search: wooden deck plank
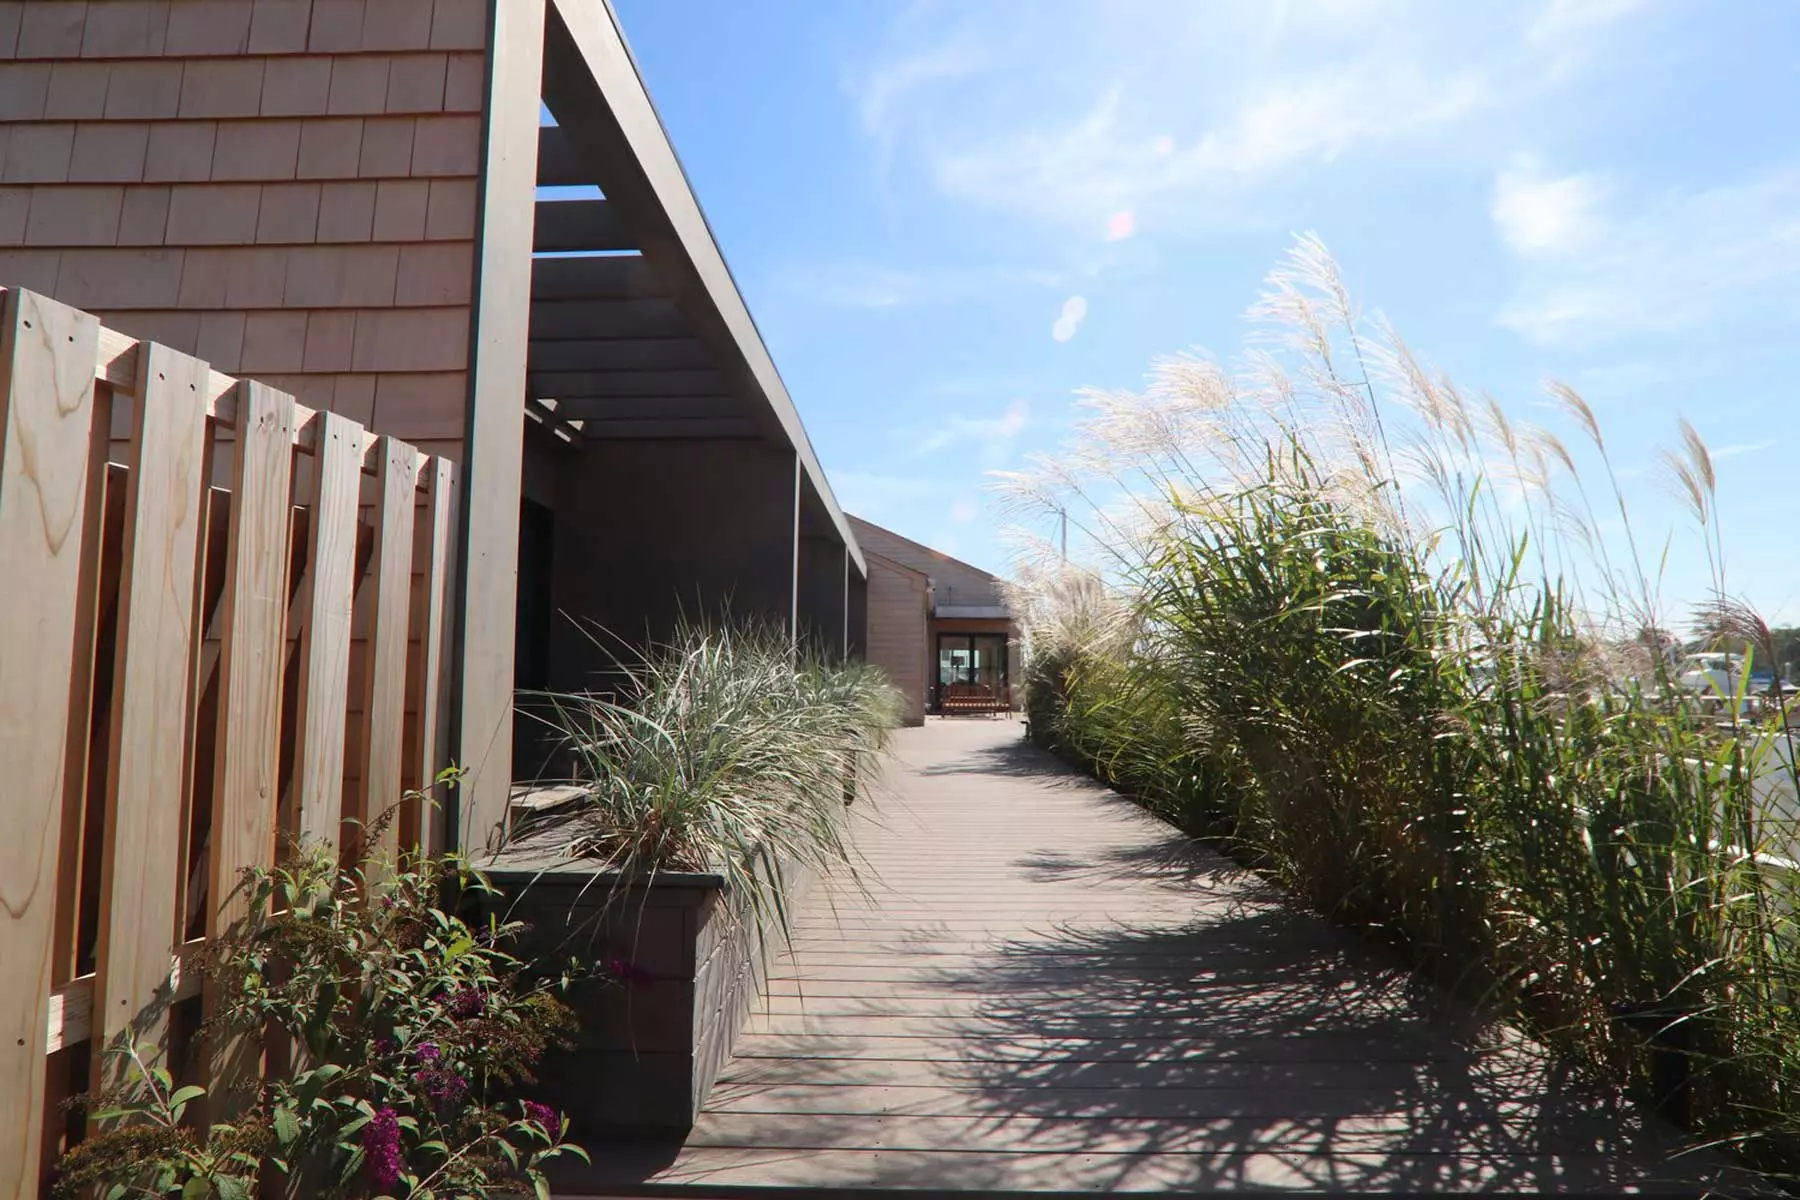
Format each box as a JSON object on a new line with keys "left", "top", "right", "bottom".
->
{"left": 583, "top": 1145, "right": 1709, "bottom": 1195}
{"left": 576, "top": 718, "right": 1736, "bottom": 1195}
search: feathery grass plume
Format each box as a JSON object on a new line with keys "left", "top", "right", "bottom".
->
{"left": 1001, "top": 232, "right": 1800, "bottom": 1185}
{"left": 518, "top": 619, "right": 902, "bottom": 951}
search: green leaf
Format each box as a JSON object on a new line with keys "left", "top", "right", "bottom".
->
{"left": 181, "top": 1178, "right": 210, "bottom": 1200}
{"left": 169, "top": 1084, "right": 206, "bottom": 1108}
{"left": 273, "top": 1104, "right": 302, "bottom": 1147}
{"left": 534, "top": 1175, "right": 552, "bottom": 1200}
{"left": 213, "top": 1177, "right": 253, "bottom": 1200}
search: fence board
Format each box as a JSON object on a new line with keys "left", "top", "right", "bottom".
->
{"left": 90, "top": 342, "right": 213, "bottom": 1093}
{"left": 0, "top": 289, "right": 102, "bottom": 1197}
{"left": 409, "top": 457, "right": 457, "bottom": 853}
{"left": 5, "top": 294, "right": 456, "bottom": 1176}
{"left": 293, "top": 412, "right": 364, "bottom": 854}
{"left": 206, "top": 380, "right": 296, "bottom": 1101}
{"left": 360, "top": 438, "right": 419, "bottom": 864}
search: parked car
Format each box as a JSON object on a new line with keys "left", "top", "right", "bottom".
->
{"left": 1678, "top": 652, "right": 1753, "bottom": 711}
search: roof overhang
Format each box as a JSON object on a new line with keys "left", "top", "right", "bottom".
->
{"left": 538, "top": 0, "right": 864, "bottom": 578}
{"left": 934, "top": 605, "right": 1013, "bottom": 621}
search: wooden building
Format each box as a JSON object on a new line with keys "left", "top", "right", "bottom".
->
{"left": 849, "top": 515, "right": 1016, "bottom": 722}
{"left": 0, "top": 0, "right": 866, "bottom": 851}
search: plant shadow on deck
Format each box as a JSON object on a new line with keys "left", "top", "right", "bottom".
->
{"left": 911, "top": 729, "right": 1093, "bottom": 786}
{"left": 702, "top": 909, "right": 1723, "bottom": 1194}
{"left": 560, "top": 727, "right": 1747, "bottom": 1196}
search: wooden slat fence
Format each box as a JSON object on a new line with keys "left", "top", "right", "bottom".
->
{"left": 0, "top": 289, "right": 460, "bottom": 1191}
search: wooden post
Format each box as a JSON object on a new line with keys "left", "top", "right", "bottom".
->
{"left": 0, "top": 289, "right": 102, "bottom": 1196}
{"left": 455, "top": 0, "right": 547, "bottom": 854}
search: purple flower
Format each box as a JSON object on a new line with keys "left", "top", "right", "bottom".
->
{"left": 447, "top": 987, "right": 485, "bottom": 1019}
{"left": 363, "top": 1106, "right": 402, "bottom": 1190}
{"left": 414, "top": 1041, "right": 441, "bottom": 1064}
{"left": 421, "top": 1067, "right": 468, "bottom": 1105}
{"left": 371, "top": 1035, "right": 396, "bottom": 1058}
{"left": 605, "top": 956, "right": 652, "bottom": 986}
{"left": 523, "top": 1100, "right": 560, "bottom": 1139}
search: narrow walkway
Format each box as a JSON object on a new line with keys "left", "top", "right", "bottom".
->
{"left": 592, "top": 719, "right": 1729, "bottom": 1194}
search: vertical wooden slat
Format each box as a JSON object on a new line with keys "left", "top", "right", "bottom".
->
{"left": 359, "top": 438, "right": 418, "bottom": 864}
{"left": 409, "top": 458, "right": 457, "bottom": 856}
{"left": 50, "top": 397, "right": 114, "bottom": 989}
{"left": 0, "top": 289, "right": 102, "bottom": 1197}
{"left": 206, "top": 380, "right": 296, "bottom": 1099}
{"left": 90, "top": 342, "right": 212, "bottom": 1091}
{"left": 292, "top": 413, "right": 364, "bottom": 854}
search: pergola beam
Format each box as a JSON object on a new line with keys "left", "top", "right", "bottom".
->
{"left": 528, "top": 298, "right": 689, "bottom": 340}
{"left": 533, "top": 199, "right": 632, "bottom": 253}
{"left": 526, "top": 368, "right": 724, "bottom": 398}
{"left": 545, "top": 395, "right": 743, "bottom": 421}
{"left": 544, "top": 0, "right": 864, "bottom": 575}
{"left": 575, "top": 416, "right": 758, "bottom": 439}
{"left": 526, "top": 336, "right": 711, "bottom": 372}
{"left": 530, "top": 254, "right": 662, "bottom": 301}
{"left": 536, "top": 125, "right": 590, "bottom": 186}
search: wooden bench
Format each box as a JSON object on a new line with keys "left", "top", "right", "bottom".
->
{"left": 939, "top": 683, "right": 1011, "bottom": 716}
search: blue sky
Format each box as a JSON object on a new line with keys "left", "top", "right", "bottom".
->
{"left": 609, "top": 0, "right": 1800, "bottom": 625}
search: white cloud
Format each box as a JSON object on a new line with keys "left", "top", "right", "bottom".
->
{"left": 917, "top": 397, "right": 1031, "bottom": 455}
{"left": 1528, "top": 0, "right": 1648, "bottom": 44}
{"left": 831, "top": 470, "right": 938, "bottom": 520}
{"left": 1710, "top": 440, "right": 1775, "bottom": 461}
{"left": 1051, "top": 296, "right": 1087, "bottom": 343}
{"left": 1491, "top": 159, "right": 1606, "bottom": 255}
{"left": 776, "top": 261, "right": 934, "bottom": 308}
{"left": 929, "top": 68, "right": 1486, "bottom": 232}
{"left": 1499, "top": 168, "right": 1800, "bottom": 346}
{"left": 1106, "top": 210, "right": 1136, "bottom": 242}
{"left": 846, "top": 0, "right": 1652, "bottom": 238}
{"left": 852, "top": 34, "right": 985, "bottom": 168}
{"left": 948, "top": 494, "right": 981, "bottom": 523}
{"left": 773, "top": 259, "right": 1076, "bottom": 310}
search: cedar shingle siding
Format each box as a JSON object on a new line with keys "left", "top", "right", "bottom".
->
{"left": 864, "top": 552, "right": 928, "bottom": 726}
{"left": 0, "top": 0, "right": 486, "bottom": 463}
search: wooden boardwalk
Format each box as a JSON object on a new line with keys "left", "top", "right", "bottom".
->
{"left": 573, "top": 718, "right": 1735, "bottom": 1194}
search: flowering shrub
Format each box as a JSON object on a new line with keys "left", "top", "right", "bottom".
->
{"left": 57, "top": 835, "right": 588, "bottom": 1199}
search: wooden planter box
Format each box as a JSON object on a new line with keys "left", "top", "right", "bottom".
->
{"left": 480, "top": 836, "right": 791, "bottom": 1137}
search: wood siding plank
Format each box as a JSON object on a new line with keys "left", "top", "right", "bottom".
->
{"left": 91, "top": 340, "right": 211, "bottom": 1093}
{"left": 0, "top": 288, "right": 101, "bottom": 1196}
{"left": 292, "top": 410, "right": 363, "bottom": 852}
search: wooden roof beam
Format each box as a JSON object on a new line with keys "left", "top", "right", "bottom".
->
{"left": 526, "top": 335, "right": 712, "bottom": 372}
{"left": 536, "top": 125, "right": 591, "bottom": 186}
{"left": 524, "top": 369, "right": 726, "bottom": 399}
{"left": 577, "top": 416, "right": 759, "bottom": 440}
{"left": 539, "top": 395, "right": 744, "bottom": 421}
{"left": 528, "top": 298, "right": 690, "bottom": 341}
{"left": 534, "top": 198, "right": 634, "bottom": 253}
{"left": 530, "top": 253, "right": 664, "bottom": 301}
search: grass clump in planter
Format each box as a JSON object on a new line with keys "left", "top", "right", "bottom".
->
{"left": 1000, "top": 234, "right": 1800, "bottom": 1180}
{"left": 520, "top": 620, "right": 903, "bottom": 938}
